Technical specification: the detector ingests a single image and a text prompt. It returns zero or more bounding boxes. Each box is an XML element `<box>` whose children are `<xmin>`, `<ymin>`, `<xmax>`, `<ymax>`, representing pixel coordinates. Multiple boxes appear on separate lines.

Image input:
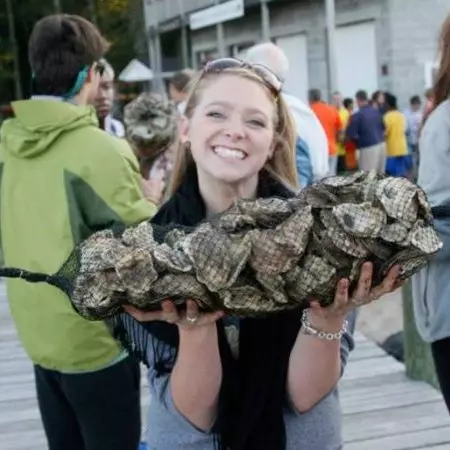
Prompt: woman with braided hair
<box><xmin>119</xmin><ymin>59</ymin><xmax>400</xmax><ymax>449</ymax></box>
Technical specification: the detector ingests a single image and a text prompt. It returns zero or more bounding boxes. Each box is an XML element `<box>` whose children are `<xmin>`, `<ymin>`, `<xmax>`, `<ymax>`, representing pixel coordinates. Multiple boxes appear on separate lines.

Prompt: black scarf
<box><xmin>119</xmin><ymin>167</ymin><xmax>303</xmax><ymax>450</ymax></box>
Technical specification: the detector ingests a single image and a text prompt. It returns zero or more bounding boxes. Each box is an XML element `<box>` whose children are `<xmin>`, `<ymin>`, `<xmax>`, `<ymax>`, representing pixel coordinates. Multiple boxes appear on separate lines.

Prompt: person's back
<box><xmin>1</xmin><ymin>100</ymin><xmax>152</xmax><ymax>369</ymax></box>
<box><xmin>309</xmin><ymin>90</ymin><xmax>342</xmax><ymax>176</ymax></box>
<box><xmin>383</xmin><ymin>93</ymin><xmax>410</xmax><ymax>177</ymax></box>
<box><xmin>346</xmin><ymin>90</ymin><xmax>386</xmax><ymax>173</ymax></box>
<box><xmin>349</xmin><ymin>104</ymin><xmax>385</xmax><ymax>148</ymax></box>
<box><xmin>384</xmin><ymin>110</ymin><xmax>408</xmax><ymax>157</ymax></box>
<box><xmin>310</xmin><ymin>101</ymin><xmax>341</xmax><ymax>153</ymax></box>
<box><xmin>0</xmin><ymin>14</ymin><xmax>156</xmax><ymax>450</ymax></box>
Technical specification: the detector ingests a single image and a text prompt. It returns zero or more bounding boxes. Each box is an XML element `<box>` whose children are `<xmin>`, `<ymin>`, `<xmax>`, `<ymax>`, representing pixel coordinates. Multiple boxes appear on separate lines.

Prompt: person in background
<box><xmin>124</xmin><ymin>92</ymin><xmax>177</xmax><ymax>204</ymax></box>
<box><xmin>412</xmin><ymin>13</ymin><xmax>450</xmax><ymax>416</ymax></box>
<box><xmin>404</xmin><ymin>95</ymin><xmax>423</xmax><ymax>176</ymax></box>
<box><xmin>169</xmin><ymin>68</ymin><xmax>196</xmax><ymax>115</ymax></box>
<box><xmin>93</xmin><ymin>58</ymin><xmax>125</xmax><ymax>137</ymax></box>
<box><xmin>244</xmin><ymin>42</ymin><xmax>328</xmax><ymax>184</ymax></box>
<box><xmin>383</xmin><ymin>92</ymin><xmax>410</xmax><ymax>177</ymax></box>
<box><xmin>346</xmin><ymin>90</ymin><xmax>386</xmax><ymax>173</ymax></box>
<box><xmin>342</xmin><ymin>98</ymin><xmax>357</xmax><ymax>172</ymax></box>
<box><xmin>332</xmin><ymin>92</ymin><xmax>351</xmax><ymax>174</ymax></box>
<box><xmin>0</xmin><ymin>14</ymin><xmax>157</xmax><ymax>450</ymax></box>
<box><xmin>371</xmin><ymin>90</ymin><xmax>386</xmax><ymax>114</ymax></box>
<box><xmin>309</xmin><ymin>88</ymin><xmax>342</xmax><ymax>176</ymax></box>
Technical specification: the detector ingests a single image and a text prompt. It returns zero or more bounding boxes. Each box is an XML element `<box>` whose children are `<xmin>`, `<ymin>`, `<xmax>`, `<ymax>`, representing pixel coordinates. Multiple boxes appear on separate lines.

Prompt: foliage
<box><xmin>0</xmin><ymin>0</ymin><xmax>145</xmax><ymax>102</ymax></box>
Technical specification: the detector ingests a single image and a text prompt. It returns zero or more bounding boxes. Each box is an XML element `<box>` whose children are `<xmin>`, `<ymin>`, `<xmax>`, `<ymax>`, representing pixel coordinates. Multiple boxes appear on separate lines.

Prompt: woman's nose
<box><xmin>224</xmin><ymin>118</ymin><xmax>245</xmax><ymax>140</ymax></box>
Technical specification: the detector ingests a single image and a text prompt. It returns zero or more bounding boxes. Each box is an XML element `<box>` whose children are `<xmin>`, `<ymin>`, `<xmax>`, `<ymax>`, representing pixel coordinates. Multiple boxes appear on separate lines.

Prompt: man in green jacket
<box><xmin>0</xmin><ymin>15</ymin><xmax>156</xmax><ymax>450</ymax></box>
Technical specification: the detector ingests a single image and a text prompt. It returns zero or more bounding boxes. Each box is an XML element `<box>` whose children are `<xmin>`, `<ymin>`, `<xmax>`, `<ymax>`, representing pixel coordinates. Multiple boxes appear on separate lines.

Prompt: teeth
<box><xmin>213</xmin><ymin>146</ymin><xmax>245</xmax><ymax>160</ymax></box>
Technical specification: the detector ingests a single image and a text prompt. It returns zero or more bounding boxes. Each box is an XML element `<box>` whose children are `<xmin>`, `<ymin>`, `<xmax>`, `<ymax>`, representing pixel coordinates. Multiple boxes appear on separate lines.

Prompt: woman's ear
<box><xmin>179</xmin><ymin>115</ymin><xmax>190</xmax><ymax>144</ymax></box>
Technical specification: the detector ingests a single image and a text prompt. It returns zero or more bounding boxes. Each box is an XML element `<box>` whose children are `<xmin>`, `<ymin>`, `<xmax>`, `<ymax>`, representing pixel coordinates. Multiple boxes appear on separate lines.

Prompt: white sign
<box><xmin>189</xmin><ymin>0</ymin><xmax>244</xmax><ymax>31</ymax></box>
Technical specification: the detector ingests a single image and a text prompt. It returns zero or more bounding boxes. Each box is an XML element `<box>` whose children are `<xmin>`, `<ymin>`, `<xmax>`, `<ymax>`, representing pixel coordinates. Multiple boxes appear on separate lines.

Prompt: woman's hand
<box><xmin>124</xmin><ymin>299</ymin><xmax>224</xmax><ymax>329</ymax></box>
<box><xmin>308</xmin><ymin>262</ymin><xmax>404</xmax><ymax>329</ymax></box>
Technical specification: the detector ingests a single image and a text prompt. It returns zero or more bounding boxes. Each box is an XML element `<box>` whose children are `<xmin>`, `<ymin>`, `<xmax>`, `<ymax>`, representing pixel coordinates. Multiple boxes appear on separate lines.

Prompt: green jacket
<box><xmin>0</xmin><ymin>100</ymin><xmax>156</xmax><ymax>371</ymax></box>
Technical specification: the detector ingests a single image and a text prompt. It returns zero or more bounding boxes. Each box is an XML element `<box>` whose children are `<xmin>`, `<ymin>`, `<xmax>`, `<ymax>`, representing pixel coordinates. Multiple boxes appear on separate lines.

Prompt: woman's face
<box><xmin>180</xmin><ymin>74</ymin><xmax>276</xmax><ymax>186</ymax></box>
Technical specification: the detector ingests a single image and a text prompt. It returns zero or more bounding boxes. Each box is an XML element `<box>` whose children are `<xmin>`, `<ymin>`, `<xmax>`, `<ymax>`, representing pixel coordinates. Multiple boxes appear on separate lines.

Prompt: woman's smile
<box><xmin>211</xmin><ymin>145</ymin><xmax>248</xmax><ymax>161</ymax></box>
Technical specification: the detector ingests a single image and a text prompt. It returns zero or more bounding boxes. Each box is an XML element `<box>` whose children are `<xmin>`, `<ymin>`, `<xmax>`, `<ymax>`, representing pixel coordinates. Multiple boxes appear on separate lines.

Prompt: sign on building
<box><xmin>189</xmin><ymin>0</ymin><xmax>244</xmax><ymax>30</ymax></box>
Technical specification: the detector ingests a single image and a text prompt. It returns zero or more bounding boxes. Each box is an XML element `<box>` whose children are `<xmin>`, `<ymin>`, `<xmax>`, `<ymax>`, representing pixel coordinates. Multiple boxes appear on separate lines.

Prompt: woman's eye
<box><xmin>248</xmin><ymin>119</ymin><xmax>265</xmax><ymax>127</ymax></box>
<box><xmin>206</xmin><ymin>111</ymin><xmax>225</xmax><ymax>119</ymax></box>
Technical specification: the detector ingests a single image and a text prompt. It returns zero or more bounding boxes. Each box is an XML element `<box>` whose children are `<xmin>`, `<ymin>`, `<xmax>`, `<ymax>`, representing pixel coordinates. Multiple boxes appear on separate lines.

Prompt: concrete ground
<box><xmin>356</xmin><ymin>287</ymin><xmax>403</xmax><ymax>344</ymax></box>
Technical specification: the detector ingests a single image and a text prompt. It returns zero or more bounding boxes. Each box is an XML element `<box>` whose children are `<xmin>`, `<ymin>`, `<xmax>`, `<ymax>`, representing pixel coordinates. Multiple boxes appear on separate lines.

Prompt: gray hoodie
<box><xmin>412</xmin><ymin>99</ymin><xmax>450</xmax><ymax>343</ymax></box>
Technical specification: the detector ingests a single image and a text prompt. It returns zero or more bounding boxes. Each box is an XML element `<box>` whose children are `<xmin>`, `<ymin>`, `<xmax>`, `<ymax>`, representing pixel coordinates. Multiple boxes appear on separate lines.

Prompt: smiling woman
<box><xmin>169</xmin><ymin>62</ymin><xmax>297</xmax><ymax>210</ymax></box>
<box><xmin>111</xmin><ymin>59</ymin><xmax>366</xmax><ymax>450</ymax></box>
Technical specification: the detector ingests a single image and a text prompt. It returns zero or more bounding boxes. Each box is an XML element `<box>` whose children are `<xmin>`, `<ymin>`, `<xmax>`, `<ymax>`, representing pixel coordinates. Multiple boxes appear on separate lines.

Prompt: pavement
<box><xmin>356</xmin><ymin>287</ymin><xmax>403</xmax><ymax>344</ymax></box>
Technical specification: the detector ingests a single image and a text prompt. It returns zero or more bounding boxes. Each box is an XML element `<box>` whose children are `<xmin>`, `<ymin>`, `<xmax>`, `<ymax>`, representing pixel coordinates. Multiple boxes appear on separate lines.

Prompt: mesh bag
<box><xmin>0</xmin><ymin>171</ymin><xmax>442</xmax><ymax>320</ymax></box>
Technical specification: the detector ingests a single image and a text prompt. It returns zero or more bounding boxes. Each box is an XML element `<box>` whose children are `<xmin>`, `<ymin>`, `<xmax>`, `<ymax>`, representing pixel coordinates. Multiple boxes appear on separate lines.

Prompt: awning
<box><xmin>118</xmin><ymin>59</ymin><xmax>154</xmax><ymax>82</ymax></box>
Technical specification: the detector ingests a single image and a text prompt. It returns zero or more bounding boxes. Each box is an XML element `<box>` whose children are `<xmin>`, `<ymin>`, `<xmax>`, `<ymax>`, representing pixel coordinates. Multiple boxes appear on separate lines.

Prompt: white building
<box><xmin>143</xmin><ymin>0</ymin><xmax>449</xmax><ymax>107</ymax></box>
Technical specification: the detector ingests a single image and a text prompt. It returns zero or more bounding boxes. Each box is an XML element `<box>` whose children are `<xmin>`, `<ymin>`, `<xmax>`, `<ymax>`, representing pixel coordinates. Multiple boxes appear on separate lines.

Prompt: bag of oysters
<box><xmin>0</xmin><ymin>171</ymin><xmax>442</xmax><ymax>320</ymax></box>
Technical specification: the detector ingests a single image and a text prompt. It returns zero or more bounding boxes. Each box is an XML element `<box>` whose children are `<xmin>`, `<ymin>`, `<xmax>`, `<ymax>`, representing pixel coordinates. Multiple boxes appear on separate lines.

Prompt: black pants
<box><xmin>34</xmin><ymin>356</ymin><xmax>141</xmax><ymax>450</ymax></box>
<box><xmin>431</xmin><ymin>337</ymin><xmax>450</xmax><ymax>414</ymax></box>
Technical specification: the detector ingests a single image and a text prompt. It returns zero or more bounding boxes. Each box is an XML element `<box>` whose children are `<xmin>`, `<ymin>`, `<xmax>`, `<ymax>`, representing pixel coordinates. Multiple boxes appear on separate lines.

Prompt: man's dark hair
<box><xmin>308</xmin><ymin>88</ymin><xmax>321</xmax><ymax>103</ymax></box>
<box><xmin>29</xmin><ymin>14</ymin><xmax>110</xmax><ymax>96</ymax></box>
<box><xmin>170</xmin><ymin>69</ymin><xmax>196</xmax><ymax>93</ymax></box>
<box><xmin>355</xmin><ymin>90</ymin><xmax>368</xmax><ymax>102</ymax></box>
<box><xmin>343</xmin><ymin>98</ymin><xmax>353</xmax><ymax>109</ymax></box>
<box><xmin>384</xmin><ymin>92</ymin><xmax>397</xmax><ymax>109</ymax></box>
<box><xmin>410</xmin><ymin>95</ymin><xmax>421</xmax><ymax>106</ymax></box>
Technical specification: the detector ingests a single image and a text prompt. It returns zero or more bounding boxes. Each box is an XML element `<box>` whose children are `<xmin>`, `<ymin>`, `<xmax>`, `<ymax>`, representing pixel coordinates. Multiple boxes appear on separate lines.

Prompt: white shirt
<box><xmin>282</xmin><ymin>93</ymin><xmax>329</xmax><ymax>181</ymax></box>
<box><xmin>104</xmin><ymin>115</ymin><xmax>125</xmax><ymax>138</ymax></box>
<box><xmin>177</xmin><ymin>101</ymin><xmax>187</xmax><ymax>115</ymax></box>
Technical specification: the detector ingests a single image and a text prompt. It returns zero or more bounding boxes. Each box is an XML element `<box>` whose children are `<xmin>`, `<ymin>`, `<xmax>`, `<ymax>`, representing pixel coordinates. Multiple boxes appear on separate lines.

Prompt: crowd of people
<box><xmin>308</xmin><ymin>86</ymin><xmax>429</xmax><ymax>181</ymax></box>
<box><xmin>90</xmin><ymin>42</ymin><xmax>431</xmax><ymax>202</ymax></box>
<box><xmin>0</xmin><ymin>10</ymin><xmax>450</xmax><ymax>450</ymax></box>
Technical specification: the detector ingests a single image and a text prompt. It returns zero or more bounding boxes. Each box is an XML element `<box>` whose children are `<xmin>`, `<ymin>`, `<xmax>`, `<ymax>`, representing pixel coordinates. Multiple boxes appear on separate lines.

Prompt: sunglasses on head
<box><xmin>203</xmin><ymin>58</ymin><xmax>283</xmax><ymax>95</ymax></box>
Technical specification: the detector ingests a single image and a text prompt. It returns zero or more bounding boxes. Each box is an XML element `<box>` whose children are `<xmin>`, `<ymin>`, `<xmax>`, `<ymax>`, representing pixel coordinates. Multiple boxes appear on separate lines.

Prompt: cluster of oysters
<box><xmin>69</xmin><ymin>171</ymin><xmax>442</xmax><ymax>320</ymax></box>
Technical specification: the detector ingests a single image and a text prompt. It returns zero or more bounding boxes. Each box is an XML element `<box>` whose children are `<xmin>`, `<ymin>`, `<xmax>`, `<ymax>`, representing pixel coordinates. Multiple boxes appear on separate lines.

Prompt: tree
<box><xmin>4</xmin><ymin>0</ymin><xmax>22</xmax><ymax>99</ymax></box>
<box><xmin>0</xmin><ymin>0</ymin><xmax>146</xmax><ymax>101</ymax></box>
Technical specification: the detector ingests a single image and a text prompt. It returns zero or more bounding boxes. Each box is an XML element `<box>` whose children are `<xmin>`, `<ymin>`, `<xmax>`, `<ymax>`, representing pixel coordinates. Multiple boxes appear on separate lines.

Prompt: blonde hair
<box><xmin>168</xmin><ymin>68</ymin><xmax>297</xmax><ymax>195</ymax></box>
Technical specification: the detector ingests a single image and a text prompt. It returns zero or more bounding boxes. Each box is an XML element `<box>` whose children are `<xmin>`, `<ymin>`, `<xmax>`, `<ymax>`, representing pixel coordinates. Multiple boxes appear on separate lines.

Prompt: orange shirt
<box><xmin>310</xmin><ymin>102</ymin><xmax>342</xmax><ymax>156</ymax></box>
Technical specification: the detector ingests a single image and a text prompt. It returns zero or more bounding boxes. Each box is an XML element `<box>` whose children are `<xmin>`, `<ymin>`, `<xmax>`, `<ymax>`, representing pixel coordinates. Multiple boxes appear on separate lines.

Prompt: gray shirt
<box><xmin>412</xmin><ymin>99</ymin><xmax>450</xmax><ymax>342</ymax></box>
<box><xmin>144</xmin><ymin>314</ymin><xmax>355</xmax><ymax>450</ymax></box>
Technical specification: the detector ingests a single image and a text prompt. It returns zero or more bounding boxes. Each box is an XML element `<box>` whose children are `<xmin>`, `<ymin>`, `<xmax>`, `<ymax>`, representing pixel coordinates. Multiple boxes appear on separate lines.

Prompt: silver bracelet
<box><xmin>300</xmin><ymin>309</ymin><xmax>348</xmax><ymax>341</ymax></box>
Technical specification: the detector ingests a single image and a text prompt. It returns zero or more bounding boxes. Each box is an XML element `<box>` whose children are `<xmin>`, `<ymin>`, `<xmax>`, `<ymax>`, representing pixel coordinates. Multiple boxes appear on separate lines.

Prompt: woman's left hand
<box><xmin>309</xmin><ymin>262</ymin><xmax>404</xmax><ymax>323</ymax></box>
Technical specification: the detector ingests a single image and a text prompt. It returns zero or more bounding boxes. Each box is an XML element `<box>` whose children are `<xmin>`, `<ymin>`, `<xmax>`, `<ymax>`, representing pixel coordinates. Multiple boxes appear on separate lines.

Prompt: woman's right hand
<box><xmin>124</xmin><ymin>299</ymin><xmax>224</xmax><ymax>329</ymax></box>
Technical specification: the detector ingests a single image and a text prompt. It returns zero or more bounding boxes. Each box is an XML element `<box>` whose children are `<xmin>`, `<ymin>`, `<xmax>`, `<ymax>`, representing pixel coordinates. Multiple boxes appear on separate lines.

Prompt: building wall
<box><xmin>189</xmin><ymin>0</ymin><xmax>391</xmax><ymax>96</ymax></box>
<box><xmin>387</xmin><ymin>0</ymin><xmax>450</xmax><ymax>107</ymax></box>
<box><xmin>150</xmin><ymin>0</ymin><xmax>450</xmax><ymax>107</ymax></box>
<box><xmin>144</xmin><ymin>0</ymin><xmax>214</xmax><ymax>26</ymax></box>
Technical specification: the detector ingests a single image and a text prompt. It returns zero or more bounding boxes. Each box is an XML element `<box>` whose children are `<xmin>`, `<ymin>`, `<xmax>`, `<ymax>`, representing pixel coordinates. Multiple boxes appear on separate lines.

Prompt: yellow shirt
<box><xmin>384</xmin><ymin>110</ymin><xmax>408</xmax><ymax>157</ymax></box>
<box><xmin>337</xmin><ymin>108</ymin><xmax>350</xmax><ymax>156</ymax></box>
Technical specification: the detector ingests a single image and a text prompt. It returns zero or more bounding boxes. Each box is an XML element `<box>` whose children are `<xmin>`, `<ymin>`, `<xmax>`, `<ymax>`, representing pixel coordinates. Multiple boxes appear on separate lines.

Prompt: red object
<box><xmin>345</xmin><ymin>140</ymin><xmax>357</xmax><ymax>170</ymax></box>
